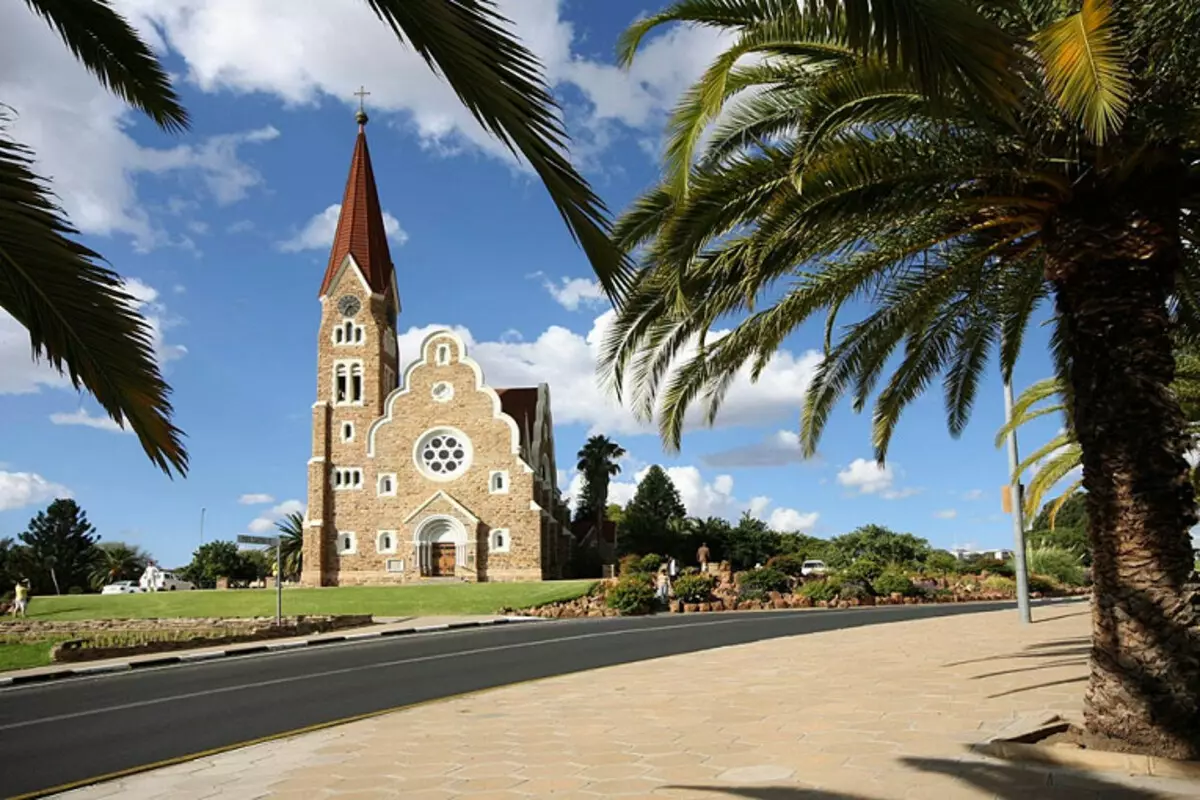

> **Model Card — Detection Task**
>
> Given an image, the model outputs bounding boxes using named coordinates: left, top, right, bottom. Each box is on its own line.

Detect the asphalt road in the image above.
left=0, top=601, right=1037, bottom=798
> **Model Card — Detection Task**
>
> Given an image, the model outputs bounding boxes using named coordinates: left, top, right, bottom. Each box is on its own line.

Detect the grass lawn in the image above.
left=0, top=638, right=67, bottom=671
left=2, top=581, right=596, bottom=622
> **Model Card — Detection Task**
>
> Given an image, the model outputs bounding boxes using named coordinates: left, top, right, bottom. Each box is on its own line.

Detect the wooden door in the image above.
left=433, top=543, right=456, bottom=576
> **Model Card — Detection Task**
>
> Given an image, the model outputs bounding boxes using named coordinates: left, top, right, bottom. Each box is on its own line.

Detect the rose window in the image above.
left=416, top=429, right=472, bottom=480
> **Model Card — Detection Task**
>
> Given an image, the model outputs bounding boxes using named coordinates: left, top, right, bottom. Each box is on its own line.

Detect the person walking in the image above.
left=697, top=542, right=711, bottom=573
left=11, top=579, right=30, bottom=618
left=655, top=567, right=670, bottom=606
left=667, top=556, right=678, bottom=581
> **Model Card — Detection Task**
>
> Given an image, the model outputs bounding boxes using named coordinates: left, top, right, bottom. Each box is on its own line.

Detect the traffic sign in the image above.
left=237, top=534, right=279, bottom=546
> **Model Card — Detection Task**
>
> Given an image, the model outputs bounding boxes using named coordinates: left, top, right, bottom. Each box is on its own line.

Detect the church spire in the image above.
left=318, top=90, right=394, bottom=298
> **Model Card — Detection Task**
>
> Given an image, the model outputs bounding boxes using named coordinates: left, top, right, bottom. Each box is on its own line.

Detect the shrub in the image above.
left=843, top=557, right=884, bottom=585
left=639, top=553, right=664, bottom=573
left=605, top=575, right=657, bottom=615
left=799, top=579, right=839, bottom=602
left=1022, top=545, right=1086, bottom=587
left=739, top=566, right=790, bottom=595
left=872, top=569, right=915, bottom=597
left=1027, top=573, right=1063, bottom=595
left=619, top=554, right=649, bottom=576
left=766, top=553, right=807, bottom=577
left=673, top=573, right=716, bottom=604
left=837, top=580, right=873, bottom=602
left=982, top=575, right=1017, bottom=596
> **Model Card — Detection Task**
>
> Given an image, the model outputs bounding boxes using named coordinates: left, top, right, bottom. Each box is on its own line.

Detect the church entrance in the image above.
left=415, top=516, right=467, bottom=578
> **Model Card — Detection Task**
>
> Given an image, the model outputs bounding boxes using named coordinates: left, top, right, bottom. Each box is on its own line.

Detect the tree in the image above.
left=6, top=0, right=627, bottom=478
left=574, top=436, right=626, bottom=539
left=181, top=541, right=255, bottom=589
left=602, top=2, right=1200, bottom=757
left=825, top=526, right=931, bottom=571
left=271, top=511, right=305, bottom=581
left=925, top=550, right=961, bottom=579
left=89, top=542, right=150, bottom=589
left=619, top=465, right=686, bottom=556
left=775, top=533, right=832, bottom=563
left=722, top=513, right=780, bottom=571
left=19, top=499, right=100, bottom=594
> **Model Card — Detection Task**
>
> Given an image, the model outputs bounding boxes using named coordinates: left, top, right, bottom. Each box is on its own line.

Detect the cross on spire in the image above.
left=354, top=85, right=370, bottom=127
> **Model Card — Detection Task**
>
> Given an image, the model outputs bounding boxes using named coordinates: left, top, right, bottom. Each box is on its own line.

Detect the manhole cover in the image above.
left=718, top=766, right=795, bottom=782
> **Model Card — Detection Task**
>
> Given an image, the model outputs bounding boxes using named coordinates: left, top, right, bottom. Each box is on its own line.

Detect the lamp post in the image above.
left=199, top=507, right=206, bottom=545
left=1003, top=378, right=1033, bottom=624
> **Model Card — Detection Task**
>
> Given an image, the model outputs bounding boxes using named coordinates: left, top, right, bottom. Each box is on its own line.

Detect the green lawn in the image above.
left=3, top=581, right=596, bottom=622
left=0, top=638, right=67, bottom=671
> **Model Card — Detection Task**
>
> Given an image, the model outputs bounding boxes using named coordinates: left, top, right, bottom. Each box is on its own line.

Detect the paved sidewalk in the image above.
left=54, top=604, right=1199, bottom=799
left=2, top=615, right=534, bottom=686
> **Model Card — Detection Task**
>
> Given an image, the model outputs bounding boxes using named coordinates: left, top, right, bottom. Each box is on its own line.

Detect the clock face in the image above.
left=337, top=295, right=361, bottom=317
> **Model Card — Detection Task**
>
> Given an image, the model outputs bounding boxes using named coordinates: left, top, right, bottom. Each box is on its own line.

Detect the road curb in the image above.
left=0, top=616, right=544, bottom=689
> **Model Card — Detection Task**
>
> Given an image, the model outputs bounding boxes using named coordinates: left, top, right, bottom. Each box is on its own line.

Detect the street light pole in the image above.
left=1003, top=378, right=1033, bottom=624
left=199, top=507, right=206, bottom=545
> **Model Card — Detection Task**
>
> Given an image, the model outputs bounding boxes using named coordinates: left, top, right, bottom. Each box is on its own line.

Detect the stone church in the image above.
left=301, top=109, right=573, bottom=585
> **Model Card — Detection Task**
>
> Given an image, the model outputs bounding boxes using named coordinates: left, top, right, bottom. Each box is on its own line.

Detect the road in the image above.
left=0, top=601, right=1034, bottom=798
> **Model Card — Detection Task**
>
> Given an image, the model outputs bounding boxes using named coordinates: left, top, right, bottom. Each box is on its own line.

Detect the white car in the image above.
left=101, top=581, right=144, bottom=595
left=139, top=567, right=196, bottom=591
left=801, top=560, right=828, bottom=577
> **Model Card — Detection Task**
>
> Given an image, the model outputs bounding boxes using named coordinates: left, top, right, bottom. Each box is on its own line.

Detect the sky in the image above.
left=0, top=0, right=1069, bottom=567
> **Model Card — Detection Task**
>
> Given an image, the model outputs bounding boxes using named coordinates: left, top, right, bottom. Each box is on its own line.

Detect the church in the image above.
left=301, top=107, right=573, bottom=585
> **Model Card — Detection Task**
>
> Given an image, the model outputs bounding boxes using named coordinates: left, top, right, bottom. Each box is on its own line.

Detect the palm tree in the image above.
left=575, top=435, right=626, bottom=541
left=601, top=2, right=1200, bottom=757
left=997, top=342, right=1200, bottom=525
left=6, top=0, right=627, bottom=478
left=273, top=512, right=305, bottom=581
left=89, top=542, right=150, bottom=590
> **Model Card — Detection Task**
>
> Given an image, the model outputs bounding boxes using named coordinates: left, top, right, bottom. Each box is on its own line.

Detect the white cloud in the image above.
left=933, top=509, right=958, bottom=520
left=48, top=408, right=131, bottom=434
left=247, top=499, right=305, bottom=534
left=278, top=203, right=408, bottom=252
left=0, top=471, right=73, bottom=512
left=702, top=429, right=808, bottom=468
left=566, top=464, right=816, bottom=532
left=239, top=493, right=275, bottom=505
left=836, top=458, right=919, bottom=499
left=542, top=276, right=607, bottom=311
left=0, top=276, right=185, bottom=396
left=963, top=489, right=985, bottom=501
left=398, top=311, right=822, bottom=437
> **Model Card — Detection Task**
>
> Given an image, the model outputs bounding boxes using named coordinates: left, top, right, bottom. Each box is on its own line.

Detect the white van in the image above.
left=139, top=565, right=196, bottom=591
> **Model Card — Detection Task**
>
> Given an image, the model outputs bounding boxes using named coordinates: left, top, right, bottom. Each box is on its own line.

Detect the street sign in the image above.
left=237, top=534, right=279, bottom=546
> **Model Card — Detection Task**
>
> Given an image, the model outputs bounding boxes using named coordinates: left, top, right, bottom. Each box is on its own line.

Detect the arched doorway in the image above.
left=415, top=516, right=466, bottom=577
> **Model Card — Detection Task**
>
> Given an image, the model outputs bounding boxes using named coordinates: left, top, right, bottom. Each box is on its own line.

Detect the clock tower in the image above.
left=303, top=105, right=400, bottom=586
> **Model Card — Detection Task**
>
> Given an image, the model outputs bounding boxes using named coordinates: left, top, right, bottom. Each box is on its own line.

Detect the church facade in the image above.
left=301, top=111, right=573, bottom=586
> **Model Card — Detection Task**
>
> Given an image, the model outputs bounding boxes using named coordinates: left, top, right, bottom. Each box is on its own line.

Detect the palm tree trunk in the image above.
left=1048, top=172, right=1200, bottom=759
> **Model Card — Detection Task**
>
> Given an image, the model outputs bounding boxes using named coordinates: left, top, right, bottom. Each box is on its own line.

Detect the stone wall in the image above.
left=2, top=614, right=372, bottom=641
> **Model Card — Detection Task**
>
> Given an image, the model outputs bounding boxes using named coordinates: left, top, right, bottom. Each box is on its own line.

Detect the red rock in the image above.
left=698, top=602, right=711, bottom=613
left=795, top=595, right=813, bottom=608
left=860, top=595, right=876, bottom=606
left=848, top=598, right=860, bottom=607
left=684, top=603, right=700, bottom=613
left=772, top=598, right=788, bottom=609
left=817, top=600, right=829, bottom=608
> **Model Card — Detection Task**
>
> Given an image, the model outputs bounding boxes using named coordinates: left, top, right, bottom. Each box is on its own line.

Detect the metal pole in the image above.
left=275, top=542, right=282, bottom=626
left=199, top=507, right=206, bottom=545
left=1004, top=378, right=1033, bottom=624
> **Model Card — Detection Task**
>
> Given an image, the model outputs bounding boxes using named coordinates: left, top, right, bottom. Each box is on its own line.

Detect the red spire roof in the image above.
left=318, top=114, right=394, bottom=297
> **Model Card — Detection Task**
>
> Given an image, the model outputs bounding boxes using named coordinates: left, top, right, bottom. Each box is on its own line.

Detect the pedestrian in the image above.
left=656, top=567, right=670, bottom=605
left=11, top=579, right=30, bottom=618
left=667, top=556, right=678, bottom=581
left=696, top=542, right=711, bottom=573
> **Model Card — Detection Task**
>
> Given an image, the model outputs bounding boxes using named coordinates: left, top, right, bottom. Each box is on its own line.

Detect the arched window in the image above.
left=338, top=532, right=357, bottom=555
left=377, top=531, right=396, bottom=554
left=334, top=363, right=348, bottom=403
left=377, top=473, right=396, bottom=496
left=491, top=529, right=510, bottom=553
left=436, top=344, right=450, bottom=365
left=341, top=422, right=354, bottom=442
left=489, top=471, right=508, bottom=494
left=350, top=363, right=363, bottom=403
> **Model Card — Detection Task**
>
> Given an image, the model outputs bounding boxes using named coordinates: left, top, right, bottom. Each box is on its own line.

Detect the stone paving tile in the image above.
left=53, top=603, right=1199, bottom=799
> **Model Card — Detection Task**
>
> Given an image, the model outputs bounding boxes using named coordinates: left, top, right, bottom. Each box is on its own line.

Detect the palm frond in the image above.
left=364, top=0, right=629, bottom=297
left=23, top=0, right=188, bottom=132
left=1034, top=0, right=1132, bottom=144
left=1045, top=479, right=1084, bottom=528
left=1022, top=440, right=1082, bottom=519
left=0, top=129, right=186, bottom=476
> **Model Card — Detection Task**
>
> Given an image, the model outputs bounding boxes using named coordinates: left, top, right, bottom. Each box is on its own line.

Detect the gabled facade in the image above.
left=301, top=112, right=572, bottom=585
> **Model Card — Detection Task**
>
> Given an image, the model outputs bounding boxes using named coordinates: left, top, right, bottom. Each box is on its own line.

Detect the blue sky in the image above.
left=0, top=0, right=1065, bottom=567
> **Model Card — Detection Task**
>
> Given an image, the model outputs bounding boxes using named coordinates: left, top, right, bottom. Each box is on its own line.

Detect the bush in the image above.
left=67, top=586, right=86, bottom=595
left=843, top=557, right=884, bottom=585
left=605, top=575, right=657, bottom=615
left=639, top=553, right=664, bottom=574
left=982, top=575, right=1017, bottom=596
left=1027, top=573, right=1063, bottom=595
left=837, top=580, right=873, bottom=602
left=619, top=554, right=650, bottom=576
left=739, top=566, right=790, bottom=595
left=673, top=573, right=716, bottom=603
left=799, top=579, right=839, bottom=602
left=766, top=553, right=807, bottom=577
left=872, top=569, right=915, bottom=597
left=1022, top=545, right=1086, bottom=587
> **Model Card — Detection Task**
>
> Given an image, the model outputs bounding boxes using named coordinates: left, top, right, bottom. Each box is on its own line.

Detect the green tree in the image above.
left=722, top=513, right=781, bottom=571
left=181, top=541, right=253, bottom=589
left=6, top=0, right=626, bottom=478
left=18, top=499, right=100, bottom=594
left=574, top=436, right=627, bottom=538
left=89, top=542, right=151, bottom=589
left=925, top=550, right=961, bottom=579
left=602, top=2, right=1200, bottom=756
left=605, top=503, right=625, bottom=525
left=619, top=465, right=687, bottom=556
left=271, top=511, right=305, bottom=581
left=825, top=526, right=931, bottom=570
left=776, top=533, right=832, bottom=563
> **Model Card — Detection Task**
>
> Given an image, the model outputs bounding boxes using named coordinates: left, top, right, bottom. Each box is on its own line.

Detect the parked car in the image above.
left=139, top=566, right=196, bottom=591
left=100, top=580, right=145, bottom=595
left=801, top=560, right=828, bottom=577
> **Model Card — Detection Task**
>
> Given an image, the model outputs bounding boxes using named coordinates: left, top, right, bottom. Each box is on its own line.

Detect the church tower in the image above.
left=303, top=104, right=400, bottom=586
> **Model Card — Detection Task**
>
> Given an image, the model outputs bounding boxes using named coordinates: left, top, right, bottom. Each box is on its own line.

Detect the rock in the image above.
left=860, top=595, right=876, bottom=606
left=890, top=592, right=904, bottom=603
left=795, top=595, right=813, bottom=608
left=684, top=603, right=700, bottom=613
left=697, top=602, right=711, bottom=613
left=669, top=600, right=682, bottom=613
left=817, top=600, right=829, bottom=608
left=768, top=591, right=783, bottom=603
left=586, top=609, right=602, bottom=617
left=772, top=598, right=788, bottom=609
left=847, top=598, right=860, bottom=607
left=903, top=597, right=916, bottom=605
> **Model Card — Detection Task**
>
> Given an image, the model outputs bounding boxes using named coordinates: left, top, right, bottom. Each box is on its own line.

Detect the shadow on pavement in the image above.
left=669, top=756, right=1163, bottom=798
